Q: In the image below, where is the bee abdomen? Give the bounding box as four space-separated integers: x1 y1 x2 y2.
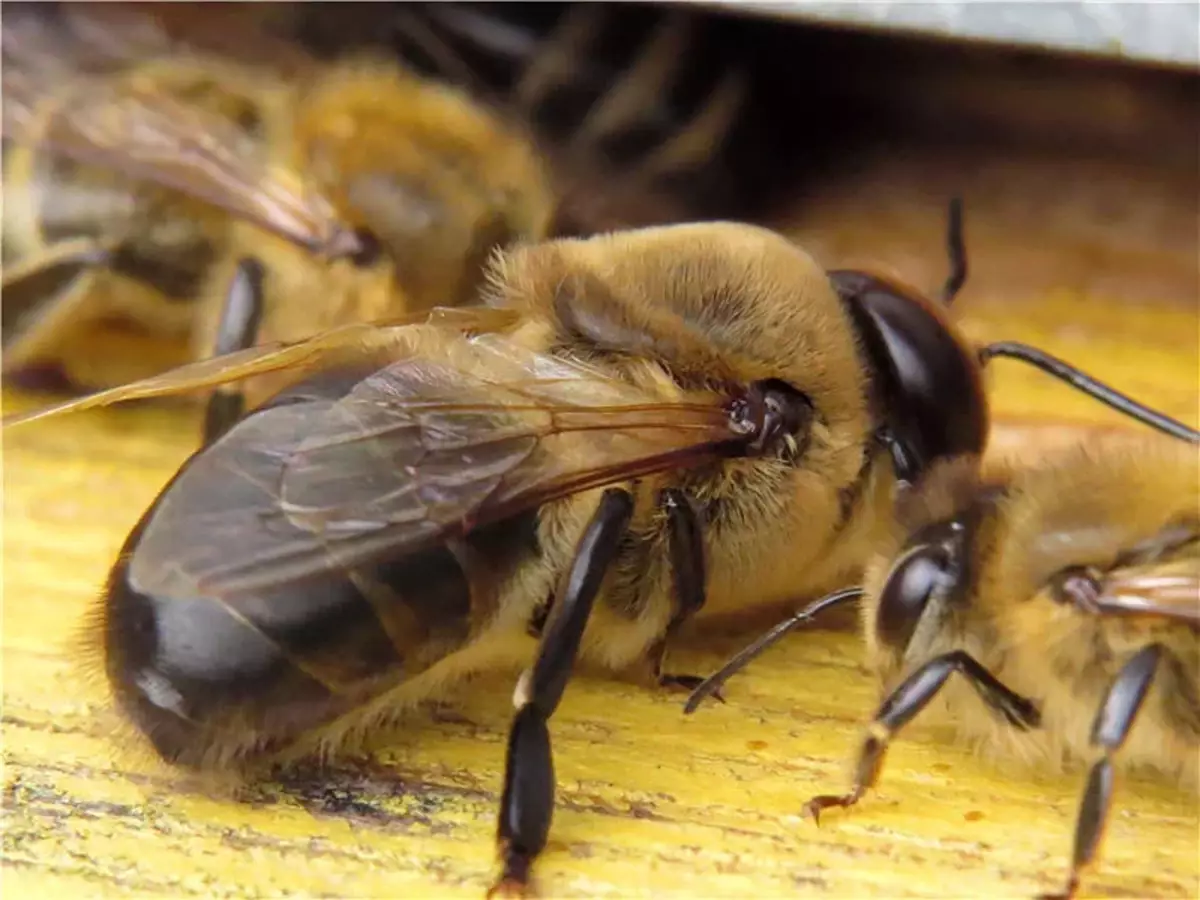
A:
104 536 476 768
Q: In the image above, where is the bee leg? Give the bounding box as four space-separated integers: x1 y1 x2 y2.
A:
1 238 110 372
201 258 266 446
1042 643 1165 900
490 488 634 898
802 650 1040 822
650 488 720 698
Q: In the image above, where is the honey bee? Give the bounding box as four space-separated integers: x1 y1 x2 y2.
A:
2 2 752 434
1 2 554 437
687 437 1198 898
7 218 1198 895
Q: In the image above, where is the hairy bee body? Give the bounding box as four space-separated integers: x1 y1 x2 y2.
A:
102 223 894 771
4 36 555 396
863 441 1200 785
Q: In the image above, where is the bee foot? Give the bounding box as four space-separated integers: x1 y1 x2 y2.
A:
1035 877 1078 900
659 673 726 703
801 792 859 826
487 862 534 899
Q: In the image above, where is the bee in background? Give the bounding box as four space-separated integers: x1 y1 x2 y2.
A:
0 2 556 436
1 2 756 433
688 437 1198 899
8 217 1200 896
1 5 302 388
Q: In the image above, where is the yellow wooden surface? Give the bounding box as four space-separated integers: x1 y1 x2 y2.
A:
4 69 1200 900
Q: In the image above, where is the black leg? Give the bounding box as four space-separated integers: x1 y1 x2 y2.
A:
490 488 633 897
803 650 1041 822
201 258 265 446
1040 644 1164 900
650 488 714 696
683 587 863 714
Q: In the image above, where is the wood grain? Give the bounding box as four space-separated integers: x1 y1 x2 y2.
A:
3 18 1199 899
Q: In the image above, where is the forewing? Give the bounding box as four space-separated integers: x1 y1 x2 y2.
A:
1098 555 1200 624
133 331 743 598
1 307 521 427
129 393 350 603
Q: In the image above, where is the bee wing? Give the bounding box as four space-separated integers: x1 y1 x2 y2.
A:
1 307 521 427
128 330 745 600
1098 556 1200 624
3 3 358 260
5 75 362 259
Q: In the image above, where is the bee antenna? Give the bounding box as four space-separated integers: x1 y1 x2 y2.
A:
940 196 968 306
980 341 1200 443
683 587 864 714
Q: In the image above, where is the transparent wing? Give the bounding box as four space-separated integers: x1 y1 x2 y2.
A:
1 307 521 427
1098 554 1200 624
129 329 745 600
2 5 358 259
6 77 360 258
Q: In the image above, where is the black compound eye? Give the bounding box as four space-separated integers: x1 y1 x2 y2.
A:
875 543 955 652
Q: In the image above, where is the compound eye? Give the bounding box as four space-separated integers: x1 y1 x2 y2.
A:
875 544 955 652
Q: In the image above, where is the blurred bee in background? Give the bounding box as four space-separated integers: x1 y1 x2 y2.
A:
2 2 757 439
1 3 314 368
1 1 553 436
8 214 1198 895
687 437 1198 899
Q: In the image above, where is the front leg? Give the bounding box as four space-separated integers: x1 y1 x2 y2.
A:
648 488 718 697
803 650 1041 822
489 488 633 897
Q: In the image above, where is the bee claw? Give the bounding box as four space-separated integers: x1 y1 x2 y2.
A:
486 879 531 900
487 860 536 900
800 801 823 826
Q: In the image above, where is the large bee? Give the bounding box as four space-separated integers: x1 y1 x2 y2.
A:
687 437 1198 898
7 218 1198 895
2 3 747 438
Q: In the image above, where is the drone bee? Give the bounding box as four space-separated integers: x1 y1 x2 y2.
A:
1 3 750 431
8 217 1198 895
687 437 1198 898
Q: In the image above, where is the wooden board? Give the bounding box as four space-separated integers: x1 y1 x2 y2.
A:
3 19 1199 900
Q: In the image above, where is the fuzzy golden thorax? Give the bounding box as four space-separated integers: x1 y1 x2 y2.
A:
487 223 890 652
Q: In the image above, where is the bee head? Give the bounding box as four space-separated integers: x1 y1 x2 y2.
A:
830 197 987 487
863 454 990 670
831 269 987 488
873 518 969 656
